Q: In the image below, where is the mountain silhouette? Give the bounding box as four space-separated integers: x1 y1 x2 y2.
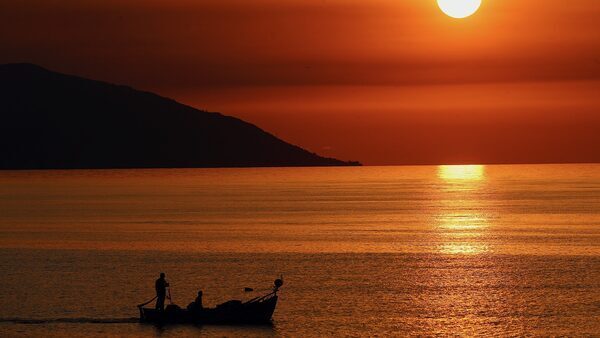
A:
0 63 360 169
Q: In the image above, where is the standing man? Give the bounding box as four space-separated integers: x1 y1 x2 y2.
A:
155 272 169 311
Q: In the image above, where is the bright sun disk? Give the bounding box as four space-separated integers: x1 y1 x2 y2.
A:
437 0 481 19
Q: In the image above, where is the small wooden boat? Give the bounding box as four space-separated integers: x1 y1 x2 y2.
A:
138 279 282 325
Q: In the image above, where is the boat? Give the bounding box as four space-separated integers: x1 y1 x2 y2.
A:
138 278 282 325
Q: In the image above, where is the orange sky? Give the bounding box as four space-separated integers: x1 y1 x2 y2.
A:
1 0 599 164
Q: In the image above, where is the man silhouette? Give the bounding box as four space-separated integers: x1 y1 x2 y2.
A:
155 272 169 311
187 290 204 313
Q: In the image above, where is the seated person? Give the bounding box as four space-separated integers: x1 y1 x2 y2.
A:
187 290 204 312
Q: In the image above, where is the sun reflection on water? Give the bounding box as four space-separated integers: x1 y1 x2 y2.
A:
436 213 489 255
438 242 489 255
437 213 488 231
436 164 489 255
438 165 485 181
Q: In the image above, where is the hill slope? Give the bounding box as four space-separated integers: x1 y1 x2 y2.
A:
0 63 359 169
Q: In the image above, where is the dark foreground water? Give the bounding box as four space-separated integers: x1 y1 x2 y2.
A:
0 165 599 336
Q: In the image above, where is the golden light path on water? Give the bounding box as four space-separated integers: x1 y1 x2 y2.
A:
436 165 489 255
438 164 485 181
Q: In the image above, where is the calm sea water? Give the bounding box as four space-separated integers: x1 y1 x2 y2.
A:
0 164 599 336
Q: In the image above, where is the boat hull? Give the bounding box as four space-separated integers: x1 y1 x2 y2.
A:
139 294 278 325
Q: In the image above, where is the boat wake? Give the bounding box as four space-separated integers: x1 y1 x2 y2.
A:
0 317 139 324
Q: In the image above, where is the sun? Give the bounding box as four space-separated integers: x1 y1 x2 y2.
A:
437 0 481 19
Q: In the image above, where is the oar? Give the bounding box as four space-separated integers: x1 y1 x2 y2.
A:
136 295 158 308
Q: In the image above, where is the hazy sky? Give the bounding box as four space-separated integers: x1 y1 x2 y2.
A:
2 0 599 164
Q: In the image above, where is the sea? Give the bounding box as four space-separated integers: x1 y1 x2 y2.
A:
0 164 598 337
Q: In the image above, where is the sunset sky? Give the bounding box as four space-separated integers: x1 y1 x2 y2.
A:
1 0 599 164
